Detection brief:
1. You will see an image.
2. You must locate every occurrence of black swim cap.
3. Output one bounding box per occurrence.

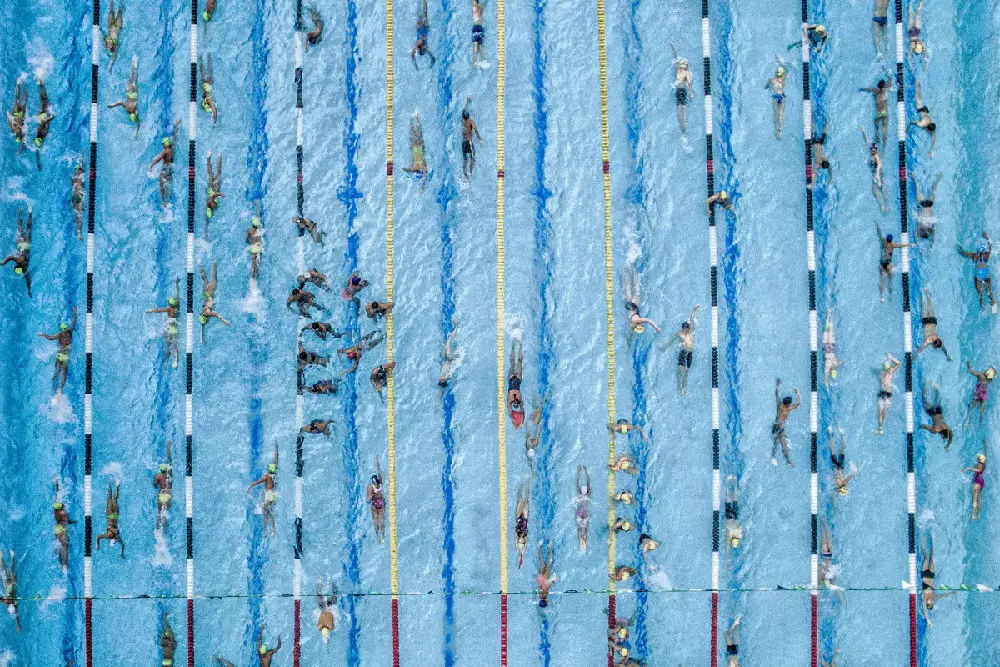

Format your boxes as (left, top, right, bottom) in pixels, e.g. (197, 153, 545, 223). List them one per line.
(877, 80, 886, 88)
(782, 396, 792, 405)
(462, 110, 470, 119)
(927, 123, 936, 131)
(821, 160, 830, 169)
(681, 322, 690, 329)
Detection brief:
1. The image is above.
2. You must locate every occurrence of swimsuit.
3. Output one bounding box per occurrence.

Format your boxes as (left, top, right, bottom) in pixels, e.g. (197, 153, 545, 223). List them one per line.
(166, 318, 178, 336)
(771, 422, 784, 436)
(371, 492, 385, 510)
(975, 265, 990, 281)
(920, 200, 933, 208)
(879, 390, 892, 400)
(675, 86, 687, 105)
(727, 644, 738, 656)
(974, 382, 989, 402)
(922, 317, 937, 325)
(472, 23, 484, 44)
(417, 24, 429, 39)
(908, 27, 920, 37)
(873, 15, 887, 24)
(920, 569, 933, 589)
(877, 110, 888, 120)
(917, 106, 929, 114)
(158, 492, 171, 504)
(973, 472, 985, 488)
(830, 454, 845, 469)
(678, 349, 693, 368)
(462, 139, 473, 156)
(772, 93, 785, 104)
(926, 406, 942, 416)
(516, 515, 528, 537)
(508, 375, 521, 392)
(724, 502, 738, 520)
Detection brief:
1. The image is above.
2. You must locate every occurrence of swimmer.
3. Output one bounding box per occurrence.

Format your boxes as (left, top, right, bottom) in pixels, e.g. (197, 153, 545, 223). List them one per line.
(342, 271, 369, 301)
(919, 534, 958, 626)
(804, 23, 828, 52)
(771, 378, 800, 466)
(664, 304, 699, 394)
(608, 623, 628, 662)
(872, 0, 889, 59)
(146, 280, 182, 368)
(161, 613, 176, 666)
(439, 325, 459, 387)
(471, 0, 485, 66)
(908, 0, 928, 70)
(95, 480, 126, 557)
(337, 330, 385, 375)
(305, 7, 324, 50)
(411, 0, 436, 68)
(201, 0, 216, 22)
(966, 362, 996, 425)
(304, 321, 344, 341)
(724, 475, 742, 549)
(461, 97, 482, 179)
(725, 616, 740, 667)
(151, 120, 181, 208)
(199, 53, 218, 123)
(623, 265, 661, 335)
(316, 578, 338, 642)
(246, 200, 263, 280)
(247, 448, 279, 538)
(919, 382, 953, 449)
(910, 170, 942, 241)
(612, 565, 637, 582)
(107, 56, 140, 136)
(368, 456, 386, 543)
(200, 261, 231, 341)
(301, 419, 335, 436)
(706, 190, 734, 215)
(0, 550, 19, 631)
(38, 307, 77, 394)
(403, 112, 429, 191)
(525, 420, 541, 477)
(6, 77, 27, 147)
(507, 340, 525, 427)
(71, 161, 86, 239)
(863, 128, 889, 214)
(828, 426, 856, 496)
(909, 81, 937, 158)
(608, 418, 648, 442)
(876, 354, 901, 435)
(2, 205, 33, 297)
(915, 290, 951, 359)
(821, 649, 841, 667)
(612, 517, 635, 534)
(957, 233, 998, 313)
(818, 520, 839, 595)
(574, 465, 591, 552)
(293, 216, 324, 244)
(366, 300, 393, 320)
(287, 288, 326, 318)
(859, 80, 891, 147)
(766, 58, 787, 139)
(370, 362, 395, 399)
(876, 223, 907, 301)
(103, 0, 124, 72)
(822, 311, 844, 386)
(304, 379, 340, 395)
(52, 482, 74, 570)
(962, 442, 987, 520)
(608, 455, 639, 475)
(514, 482, 529, 567)
(639, 533, 659, 569)
(670, 45, 695, 132)
(614, 489, 635, 505)
(204, 150, 224, 236)
(256, 626, 281, 666)
(214, 658, 235, 667)
(536, 540, 556, 608)
(298, 268, 330, 291)
(33, 79, 55, 168)
(808, 124, 832, 189)
(153, 440, 172, 529)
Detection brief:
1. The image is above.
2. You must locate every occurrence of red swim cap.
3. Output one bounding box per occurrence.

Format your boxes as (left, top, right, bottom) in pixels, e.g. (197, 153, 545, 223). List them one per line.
(512, 410, 524, 428)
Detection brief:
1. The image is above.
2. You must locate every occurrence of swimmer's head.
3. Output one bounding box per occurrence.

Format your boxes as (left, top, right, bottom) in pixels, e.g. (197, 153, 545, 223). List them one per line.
(870, 143, 878, 153)
(371, 475, 381, 486)
(621, 521, 633, 531)
(438, 378, 449, 388)
(462, 109, 470, 120)
(927, 123, 936, 132)
(162, 137, 173, 147)
(821, 160, 830, 169)
(527, 448, 535, 459)
(268, 463, 277, 473)
(782, 396, 792, 406)
(160, 463, 168, 472)
(251, 216, 262, 228)
(776, 66, 785, 77)
(74, 163, 84, 173)
(830, 368, 839, 380)
(13, 267, 23, 275)
(633, 324, 645, 334)
(987, 367, 997, 380)
(259, 644, 269, 655)
(199, 315, 208, 324)
(322, 627, 331, 642)
(815, 24, 826, 34)
(886, 234, 893, 242)
(877, 79, 887, 89)
(53, 502, 63, 510)
(202, 10, 211, 20)
(883, 360, 892, 371)
(6, 604, 14, 614)
(978, 453, 987, 463)
(678, 58, 688, 68)
(34, 137, 42, 147)
(932, 339, 942, 349)
(129, 112, 137, 122)
(617, 626, 628, 639)
(167, 296, 178, 306)
(719, 190, 729, 200)
(60, 322, 68, 331)
(206, 207, 214, 219)
(681, 322, 690, 329)
(730, 536, 740, 548)
(838, 486, 848, 496)
(538, 598, 548, 608)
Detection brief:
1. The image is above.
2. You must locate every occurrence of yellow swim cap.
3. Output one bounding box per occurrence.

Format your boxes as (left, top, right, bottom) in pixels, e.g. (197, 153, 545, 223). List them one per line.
(978, 454, 987, 463)
(838, 486, 848, 496)
(986, 368, 997, 379)
(633, 324, 645, 334)
(830, 369, 839, 380)
(730, 537, 739, 548)
(321, 627, 330, 640)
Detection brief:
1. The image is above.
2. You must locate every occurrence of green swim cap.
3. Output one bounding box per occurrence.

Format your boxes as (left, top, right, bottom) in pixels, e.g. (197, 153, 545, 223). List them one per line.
(60, 322, 68, 331)
(129, 113, 137, 122)
(162, 137, 172, 147)
(34, 137, 42, 147)
(167, 296, 178, 306)
(830, 369, 838, 380)
(259, 644, 268, 655)
(160, 463, 168, 472)
(206, 208, 214, 219)
(74, 163, 84, 172)
(202, 10, 210, 20)
(268, 463, 277, 473)
(53, 502, 63, 510)
(251, 216, 261, 228)
(14, 267, 23, 275)
(199, 315, 208, 324)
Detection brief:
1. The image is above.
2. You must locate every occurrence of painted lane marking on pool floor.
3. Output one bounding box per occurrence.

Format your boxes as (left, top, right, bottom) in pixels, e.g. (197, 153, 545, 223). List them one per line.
(185, 0, 198, 660)
(292, 3, 305, 661)
(892, 1, 918, 663)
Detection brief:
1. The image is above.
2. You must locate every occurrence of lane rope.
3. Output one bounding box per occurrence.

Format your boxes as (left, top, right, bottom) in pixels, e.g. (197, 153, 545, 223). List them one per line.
(292, 2, 305, 662)
(495, 0, 508, 660)
(185, 0, 198, 661)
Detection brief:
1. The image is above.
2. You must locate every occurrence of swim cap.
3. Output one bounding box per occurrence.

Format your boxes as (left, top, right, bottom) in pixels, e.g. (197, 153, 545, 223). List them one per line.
(162, 137, 172, 146)
(199, 315, 208, 324)
(883, 360, 892, 370)
(160, 463, 168, 472)
(268, 463, 277, 473)
(927, 123, 936, 132)
(512, 410, 525, 427)
(619, 647, 629, 658)
(202, 10, 210, 20)
(53, 502, 63, 510)
(776, 66, 785, 77)
(322, 627, 330, 640)
(538, 598, 548, 608)
(74, 163, 84, 172)
(371, 475, 380, 485)
(617, 626, 627, 639)
(838, 486, 848, 496)
(60, 322, 68, 331)
(462, 110, 470, 120)
(877, 79, 886, 88)
(251, 216, 261, 228)
(633, 324, 645, 334)
(621, 521, 632, 531)
(168, 296, 178, 306)
(914, 42, 924, 53)
(679, 58, 688, 67)
(978, 454, 986, 463)
(782, 396, 792, 406)
(206, 208, 214, 219)
(719, 190, 729, 200)
(34, 137, 42, 147)
(830, 369, 838, 380)
(986, 368, 997, 379)
(730, 537, 739, 548)
(14, 267, 23, 275)
(129, 112, 137, 122)
(815, 24, 826, 33)
(886, 234, 893, 242)
(259, 644, 268, 655)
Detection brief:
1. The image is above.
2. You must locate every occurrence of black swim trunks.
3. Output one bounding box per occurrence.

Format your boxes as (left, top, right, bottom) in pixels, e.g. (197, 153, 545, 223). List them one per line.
(462, 139, 473, 156)
(675, 87, 687, 105)
(508, 375, 521, 392)
(922, 316, 937, 325)
(724, 502, 738, 520)
(678, 349, 693, 368)
(879, 390, 892, 400)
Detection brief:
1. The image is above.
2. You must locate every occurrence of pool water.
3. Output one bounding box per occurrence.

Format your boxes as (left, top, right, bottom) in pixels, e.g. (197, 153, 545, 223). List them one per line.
(1, 0, 998, 665)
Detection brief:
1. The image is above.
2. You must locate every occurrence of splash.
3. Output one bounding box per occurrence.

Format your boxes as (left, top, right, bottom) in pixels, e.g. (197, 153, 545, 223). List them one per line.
(504, 314, 525, 342)
(39, 583, 67, 613)
(0, 648, 13, 667)
(98, 462, 124, 480)
(26, 38, 55, 81)
(151, 527, 173, 568)
(40, 393, 76, 424)
(644, 569, 672, 591)
(241, 279, 265, 318)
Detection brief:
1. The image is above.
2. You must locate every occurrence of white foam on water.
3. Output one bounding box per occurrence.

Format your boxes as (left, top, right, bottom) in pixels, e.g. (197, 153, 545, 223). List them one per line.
(40, 393, 76, 425)
(681, 134, 693, 154)
(242, 280, 265, 318)
(39, 583, 66, 613)
(0, 648, 14, 667)
(644, 569, 672, 590)
(26, 39, 55, 81)
(99, 462, 124, 480)
(504, 314, 525, 343)
(151, 528, 173, 568)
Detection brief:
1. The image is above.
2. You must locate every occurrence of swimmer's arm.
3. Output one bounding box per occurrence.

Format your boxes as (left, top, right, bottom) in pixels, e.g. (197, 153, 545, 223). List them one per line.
(634, 316, 660, 332)
(38, 332, 59, 340)
(792, 388, 801, 409)
(106, 101, 125, 109)
(211, 312, 230, 326)
(689, 305, 700, 327)
(940, 343, 951, 361)
(246, 476, 267, 493)
(146, 307, 171, 314)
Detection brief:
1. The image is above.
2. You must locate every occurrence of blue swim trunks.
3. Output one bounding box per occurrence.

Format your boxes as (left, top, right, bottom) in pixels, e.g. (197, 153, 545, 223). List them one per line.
(472, 23, 484, 44)
(873, 15, 887, 25)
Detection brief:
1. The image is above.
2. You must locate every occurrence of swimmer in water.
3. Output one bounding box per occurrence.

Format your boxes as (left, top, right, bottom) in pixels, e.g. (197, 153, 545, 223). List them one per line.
(809, 124, 832, 189)
(151, 121, 181, 208)
(471, 0, 485, 66)
(771, 378, 801, 466)
(256, 626, 281, 666)
(965, 362, 996, 426)
(706, 190, 734, 215)
(71, 161, 86, 239)
(864, 127, 889, 214)
(342, 271, 369, 301)
(298, 341, 330, 371)
(304, 321, 343, 341)
(246, 201, 263, 280)
(910, 170, 942, 241)
(201, 0, 216, 22)
(33, 79, 55, 168)
(366, 300, 393, 320)
(6, 76, 27, 147)
(507, 340, 525, 428)
(525, 420, 541, 477)
(514, 482, 529, 568)
(204, 151, 224, 237)
(608, 418, 648, 442)
(664, 304, 699, 394)
(305, 7, 324, 50)
(876, 354, 902, 435)
(725, 616, 741, 666)
(574, 465, 591, 551)
(623, 264, 661, 336)
(403, 112, 429, 191)
(337, 330, 385, 375)
(1, 549, 20, 632)
(304, 379, 340, 395)
(103, 0, 124, 73)
(153, 440, 172, 529)
(38, 307, 77, 394)
(766, 58, 787, 139)
(860, 79, 891, 146)
(247, 447, 279, 538)
(2, 205, 33, 297)
(962, 442, 987, 521)
(214, 657, 235, 666)
(876, 223, 908, 301)
(828, 426, 856, 496)
(908, 0, 928, 70)
(298, 268, 330, 291)
(301, 419, 335, 436)
(199, 53, 218, 123)
(146, 280, 182, 369)
(368, 456, 386, 543)
(461, 97, 482, 179)
(670, 45, 695, 132)
(919, 382, 953, 450)
(872, 0, 889, 60)
(615, 489, 635, 505)
(316, 577, 338, 642)
(639, 533, 659, 569)
(818, 520, 840, 595)
(52, 481, 74, 570)
(820, 649, 840, 667)
(915, 290, 951, 359)
(287, 287, 326, 318)
(160, 613, 176, 666)
(411, 0, 436, 68)
(608, 455, 639, 475)
(612, 565, 637, 582)
(107, 56, 140, 136)
(919, 534, 957, 626)
(200, 261, 230, 341)
(439, 325, 459, 387)
(724, 475, 742, 549)
(293, 215, 324, 244)
(804, 23, 828, 52)
(536, 540, 556, 608)
(909, 81, 937, 158)
(370, 362, 395, 399)
(822, 311, 844, 386)
(95, 480, 126, 557)
(957, 232, 998, 313)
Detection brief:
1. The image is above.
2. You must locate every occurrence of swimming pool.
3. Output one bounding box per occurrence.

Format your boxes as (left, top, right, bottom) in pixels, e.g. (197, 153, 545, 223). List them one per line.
(1, 0, 998, 664)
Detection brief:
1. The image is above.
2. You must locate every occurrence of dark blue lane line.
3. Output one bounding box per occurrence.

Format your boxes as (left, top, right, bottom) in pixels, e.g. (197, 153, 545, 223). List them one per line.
(338, 1, 365, 662)
(429, 0, 459, 663)
(530, 0, 555, 663)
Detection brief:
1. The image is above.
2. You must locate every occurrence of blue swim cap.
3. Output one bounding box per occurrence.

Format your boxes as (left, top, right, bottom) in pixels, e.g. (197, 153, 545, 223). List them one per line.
(886, 234, 893, 242)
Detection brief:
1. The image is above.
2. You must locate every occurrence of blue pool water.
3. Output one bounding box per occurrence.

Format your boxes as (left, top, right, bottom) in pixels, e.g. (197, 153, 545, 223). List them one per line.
(1, 0, 999, 665)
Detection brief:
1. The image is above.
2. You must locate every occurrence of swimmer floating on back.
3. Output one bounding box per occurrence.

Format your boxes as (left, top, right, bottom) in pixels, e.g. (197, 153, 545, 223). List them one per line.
(919, 382, 953, 449)
(670, 45, 695, 132)
(411, 0, 436, 69)
(876, 353, 901, 435)
(95, 480, 125, 558)
(771, 378, 800, 466)
(2, 205, 33, 297)
(822, 311, 844, 386)
(962, 442, 987, 521)
(107, 56, 140, 136)
(368, 456, 386, 543)
(146, 279, 181, 369)
(38, 307, 77, 395)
